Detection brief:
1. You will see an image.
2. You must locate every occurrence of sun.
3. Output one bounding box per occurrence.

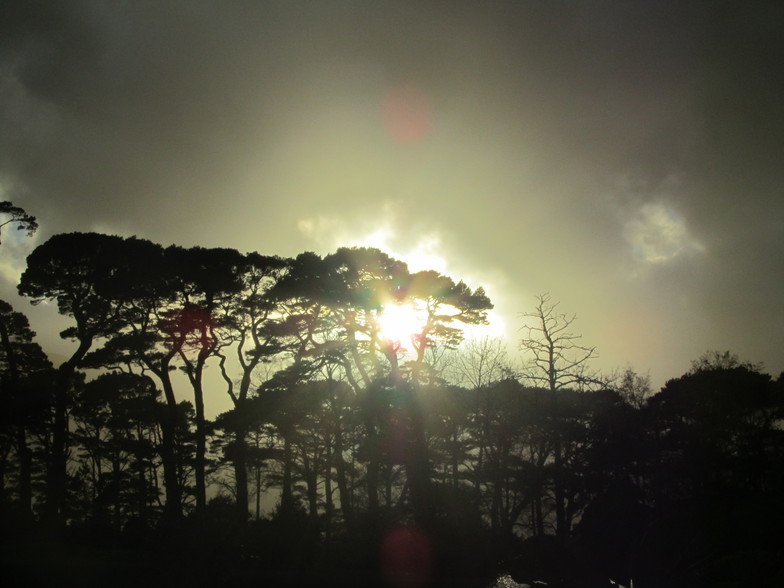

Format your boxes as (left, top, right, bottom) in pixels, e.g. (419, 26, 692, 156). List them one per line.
(377, 302, 425, 348)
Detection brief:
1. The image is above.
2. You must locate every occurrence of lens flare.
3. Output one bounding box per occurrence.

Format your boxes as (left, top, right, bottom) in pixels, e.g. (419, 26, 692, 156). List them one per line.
(382, 84, 432, 143)
(381, 525, 433, 588)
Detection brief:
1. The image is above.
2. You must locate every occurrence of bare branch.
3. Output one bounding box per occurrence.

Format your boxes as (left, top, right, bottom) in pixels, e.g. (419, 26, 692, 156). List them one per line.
(447, 335, 514, 388)
(519, 293, 601, 392)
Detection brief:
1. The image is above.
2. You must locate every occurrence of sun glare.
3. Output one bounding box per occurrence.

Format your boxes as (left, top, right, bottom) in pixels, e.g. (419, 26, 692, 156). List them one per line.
(377, 302, 425, 348)
(298, 213, 507, 344)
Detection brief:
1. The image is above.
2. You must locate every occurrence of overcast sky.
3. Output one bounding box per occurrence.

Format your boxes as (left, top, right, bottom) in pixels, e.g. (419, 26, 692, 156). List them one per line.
(2, 0, 783, 393)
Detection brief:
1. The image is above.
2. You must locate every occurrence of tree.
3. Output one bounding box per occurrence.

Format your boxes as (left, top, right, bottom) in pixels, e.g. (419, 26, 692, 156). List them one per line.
(382, 268, 492, 525)
(519, 293, 600, 393)
(70, 372, 161, 529)
(268, 248, 408, 520)
(81, 237, 241, 521)
(0, 201, 37, 245)
(688, 349, 762, 374)
(266, 247, 492, 529)
(447, 336, 513, 390)
(164, 245, 248, 513)
(211, 252, 288, 523)
(444, 336, 516, 509)
(403, 270, 493, 385)
(471, 380, 553, 539)
(519, 293, 601, 542)
(0, 299, 53, 518)
(613, 366, 653, 409)
(18, 233, 131, 523)
(80, 241, 285, 522)
(639, 357, 784, 585)
(648, 356, 781, 499)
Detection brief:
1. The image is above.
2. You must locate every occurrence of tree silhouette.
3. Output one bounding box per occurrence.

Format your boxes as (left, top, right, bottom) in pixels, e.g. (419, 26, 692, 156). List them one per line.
(519, 293, 600, 393)
(269, 247, 408, 519)
(18, 233, 131, 524)
(70, 372, 160, 529)
(211, 252, 288, 523)
(0, 299, 53, 519)
(77, 235, 189, 520)
(635, 357, 784, 585)
(11, 229, 784, 587)
(162, 245, 249, 513)
(445, 336, 515, 510)
(613, 366, 654, 409)
(0, 201, 37, 245)
(648, 358, 780, 501)
(251, 246, 495, 550)
(519, 293, 602, 542)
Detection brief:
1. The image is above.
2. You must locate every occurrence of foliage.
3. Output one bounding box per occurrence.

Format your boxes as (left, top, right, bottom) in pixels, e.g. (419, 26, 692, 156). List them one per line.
(0, 201, 37, 244)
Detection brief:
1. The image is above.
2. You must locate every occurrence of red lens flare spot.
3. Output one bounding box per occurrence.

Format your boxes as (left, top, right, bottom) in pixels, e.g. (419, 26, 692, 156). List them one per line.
(381, 524, 433, 588)
(382, 84, 432, 143)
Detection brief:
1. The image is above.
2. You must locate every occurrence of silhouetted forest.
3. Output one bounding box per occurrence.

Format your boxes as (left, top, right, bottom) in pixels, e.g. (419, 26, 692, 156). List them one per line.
(2, 230, 784, 587)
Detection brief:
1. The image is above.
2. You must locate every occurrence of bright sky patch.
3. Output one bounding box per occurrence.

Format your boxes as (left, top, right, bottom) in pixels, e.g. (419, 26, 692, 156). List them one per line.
(624, 202, 704, 264)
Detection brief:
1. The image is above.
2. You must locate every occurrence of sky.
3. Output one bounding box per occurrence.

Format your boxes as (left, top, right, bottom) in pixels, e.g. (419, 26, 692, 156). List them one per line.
(1, 0, 783, 397)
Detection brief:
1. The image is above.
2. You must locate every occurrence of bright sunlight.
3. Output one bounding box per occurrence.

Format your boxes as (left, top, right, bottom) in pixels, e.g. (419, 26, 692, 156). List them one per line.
(298, 209, 508, 343)
(376, 302, 426, 349)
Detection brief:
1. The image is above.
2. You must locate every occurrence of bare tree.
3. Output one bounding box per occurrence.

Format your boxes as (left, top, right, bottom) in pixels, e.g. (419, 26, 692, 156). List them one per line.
(519, 293, 601, 393)
(518, 293, 601, 542)
(448, 336, 514, 389)
(444, 336, 517, 516)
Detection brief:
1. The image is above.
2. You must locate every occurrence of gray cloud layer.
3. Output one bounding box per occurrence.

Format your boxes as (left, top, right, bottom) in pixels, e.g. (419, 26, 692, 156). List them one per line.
(2, 0, 783, 386)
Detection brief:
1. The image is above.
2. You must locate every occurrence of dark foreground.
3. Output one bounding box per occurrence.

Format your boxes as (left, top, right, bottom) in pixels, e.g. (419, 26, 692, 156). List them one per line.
(3, 513, 784, 588)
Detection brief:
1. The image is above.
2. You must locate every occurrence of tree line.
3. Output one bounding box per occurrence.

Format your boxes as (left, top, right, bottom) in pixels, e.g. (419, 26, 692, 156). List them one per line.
(1, 219, 783, 586)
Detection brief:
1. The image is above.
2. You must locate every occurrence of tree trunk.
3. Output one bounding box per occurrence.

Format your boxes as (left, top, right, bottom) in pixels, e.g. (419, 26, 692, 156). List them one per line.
(186, 342, 210, 514)
(15, 422, 32, 518)
(179, 320, 212, 515)
(281, 433, 294, 514)
(0, 315, 33, 518)
(136, 437, 147, 521)
(364, 426, 380, 517)
(333, 429, 354, 531)
(233, 430, 249, 524)
(451, 430, 459, 491)
(406, 385, 433, 528)
(535, 492, 545, 537)
(554, 439, 567, 542)
(324, 437, 333, 542)
(113, 453, 122, 530)
(490, 445, 507, 533)
(193, 378, 207, 513)
(306, 466, 319, 521)
(44, 352, 86, 526)
(157, 366, 182, 521)
(45, 375, 68, 525)
(255, 462, 262, 520)
(357, 386, 380, 518)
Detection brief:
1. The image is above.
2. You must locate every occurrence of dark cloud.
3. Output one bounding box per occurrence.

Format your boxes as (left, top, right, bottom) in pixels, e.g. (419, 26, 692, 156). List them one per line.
(1, 0, 783, 386)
